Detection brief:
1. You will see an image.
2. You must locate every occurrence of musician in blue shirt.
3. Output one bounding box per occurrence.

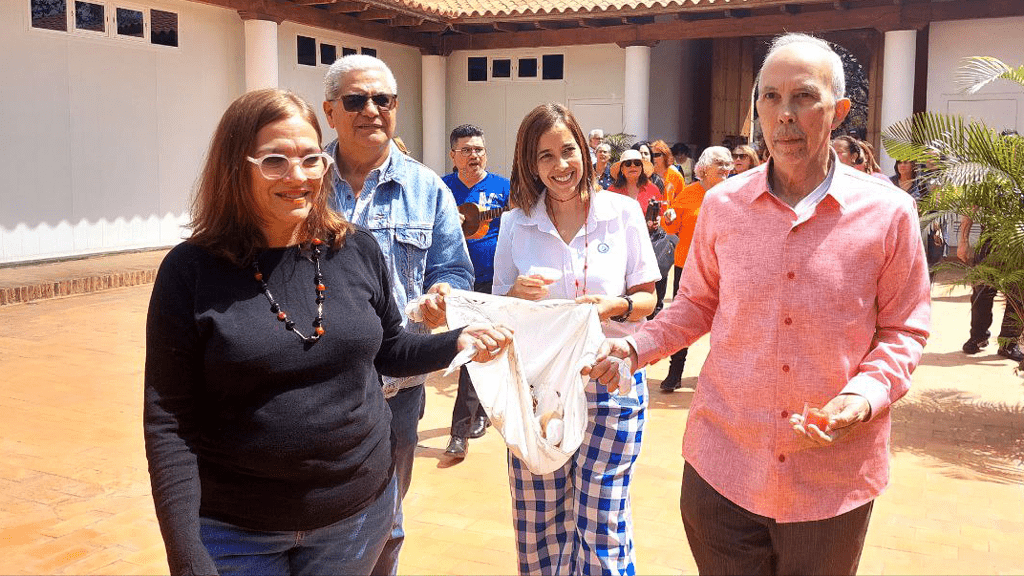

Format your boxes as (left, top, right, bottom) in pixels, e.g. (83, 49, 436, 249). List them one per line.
(441, 124, 511, 459)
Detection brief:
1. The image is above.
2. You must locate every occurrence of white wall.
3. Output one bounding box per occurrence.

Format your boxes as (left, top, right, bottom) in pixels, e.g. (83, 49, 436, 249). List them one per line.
(445, 45, 627, 178)
(277, 22, 423, 157)
(0, 0, 243, 264)
(927, 16, 1024, 133)
(649, 39, 698, 146)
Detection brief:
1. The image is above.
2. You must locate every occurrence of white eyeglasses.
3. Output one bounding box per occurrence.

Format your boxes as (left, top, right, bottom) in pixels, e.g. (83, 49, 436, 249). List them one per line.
(246, 153, 334, 180)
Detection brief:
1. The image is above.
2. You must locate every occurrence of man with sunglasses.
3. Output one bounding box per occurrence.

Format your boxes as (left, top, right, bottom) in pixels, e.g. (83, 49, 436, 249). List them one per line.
(322, 54, 474, 576)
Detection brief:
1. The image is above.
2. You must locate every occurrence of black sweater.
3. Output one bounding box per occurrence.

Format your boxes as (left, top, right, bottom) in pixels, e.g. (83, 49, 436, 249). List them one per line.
(144, 230, 461, 576)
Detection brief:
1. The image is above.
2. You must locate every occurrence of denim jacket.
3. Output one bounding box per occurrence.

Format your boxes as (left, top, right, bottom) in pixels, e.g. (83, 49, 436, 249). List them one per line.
(325, 140, 474, 394)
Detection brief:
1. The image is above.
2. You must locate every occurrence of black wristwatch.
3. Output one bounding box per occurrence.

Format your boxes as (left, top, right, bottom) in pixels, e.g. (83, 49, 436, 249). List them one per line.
(610, 295, 634, 323)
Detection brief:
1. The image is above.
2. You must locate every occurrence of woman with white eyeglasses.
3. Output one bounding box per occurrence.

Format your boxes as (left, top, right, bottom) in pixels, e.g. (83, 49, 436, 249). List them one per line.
(144, 88, 510, 576)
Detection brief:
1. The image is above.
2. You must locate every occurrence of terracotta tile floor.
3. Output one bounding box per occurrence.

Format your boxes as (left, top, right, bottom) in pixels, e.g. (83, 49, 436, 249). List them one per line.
(1, 277, 1023, 574)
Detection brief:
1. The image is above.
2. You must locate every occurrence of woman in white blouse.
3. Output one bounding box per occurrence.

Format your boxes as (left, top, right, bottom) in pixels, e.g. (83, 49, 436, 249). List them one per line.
(492, 103, 660, 576)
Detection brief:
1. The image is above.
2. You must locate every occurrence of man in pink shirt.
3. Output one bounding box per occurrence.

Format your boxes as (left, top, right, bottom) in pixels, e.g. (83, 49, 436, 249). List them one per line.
(586, 33, 930, 574)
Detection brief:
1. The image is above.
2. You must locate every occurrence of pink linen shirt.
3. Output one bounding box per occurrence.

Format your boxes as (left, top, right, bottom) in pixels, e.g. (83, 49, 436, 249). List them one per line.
(631, 161, 931, 522)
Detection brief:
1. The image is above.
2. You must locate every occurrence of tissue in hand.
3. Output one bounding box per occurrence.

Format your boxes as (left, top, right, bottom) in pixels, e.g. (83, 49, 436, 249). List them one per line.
(526, 266, 563, 282)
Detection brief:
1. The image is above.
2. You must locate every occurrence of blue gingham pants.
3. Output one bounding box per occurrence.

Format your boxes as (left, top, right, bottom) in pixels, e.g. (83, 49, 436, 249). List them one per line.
(508, 370, 647, 576)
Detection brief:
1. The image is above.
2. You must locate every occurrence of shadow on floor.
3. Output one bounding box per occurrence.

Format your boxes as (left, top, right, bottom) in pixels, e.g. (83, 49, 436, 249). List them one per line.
(919, 349, 1020, 368)
(647, 377, 696, 410)
(891, 388, 1024, 483)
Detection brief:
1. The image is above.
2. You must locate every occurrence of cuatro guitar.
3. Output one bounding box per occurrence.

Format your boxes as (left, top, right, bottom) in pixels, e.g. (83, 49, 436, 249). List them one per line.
(458, 203, 508, 240)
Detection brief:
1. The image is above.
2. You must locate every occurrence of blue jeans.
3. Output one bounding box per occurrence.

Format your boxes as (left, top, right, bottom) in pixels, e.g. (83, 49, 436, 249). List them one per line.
(200, 475, 397, 576)
(371, 384, 425, 575)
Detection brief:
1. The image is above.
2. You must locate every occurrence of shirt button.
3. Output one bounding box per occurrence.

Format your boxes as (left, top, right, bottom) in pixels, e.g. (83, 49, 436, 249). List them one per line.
(778, 454, 786, 463)
(787, 271, 795, 279)
(782, 364, 790, 373)
(784, 317, 793, 325)
(781, 410, 789, 418)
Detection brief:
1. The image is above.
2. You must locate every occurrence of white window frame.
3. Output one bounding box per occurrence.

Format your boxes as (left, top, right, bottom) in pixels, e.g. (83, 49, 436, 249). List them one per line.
(28, 0, 179, 50)
(540, 52, 566, 81)
(464, 55, 489, 83)
(71, 0, 107, 37)
(28, 0, 71, 35)
(514, 55, 540, 82)
(319, 41, 337, 67)
(490, 57, 513, 83)
(112, 2, 148, 43)
(294, 34, 318, 67)
(148, 6, 179, 49)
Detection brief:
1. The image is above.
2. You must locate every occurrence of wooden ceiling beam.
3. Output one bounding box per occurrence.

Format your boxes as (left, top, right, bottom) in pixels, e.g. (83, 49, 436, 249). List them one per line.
(357, 8, 393, 20)
(413, 21, 448, 33)
(190, 0, 432, 49)
(443, 3, 902, 52)
(324, 1, 369, 13)
(390, 15, 424, 26)
(491, 22, 519, 32)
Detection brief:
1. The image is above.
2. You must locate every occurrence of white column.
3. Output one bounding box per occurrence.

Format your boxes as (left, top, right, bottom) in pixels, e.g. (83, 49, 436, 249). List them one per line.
(421, 54, 448, 174)
(242, 17, 279, 92)
(879, 29, 917, 174)
(623, 45, 651, 140)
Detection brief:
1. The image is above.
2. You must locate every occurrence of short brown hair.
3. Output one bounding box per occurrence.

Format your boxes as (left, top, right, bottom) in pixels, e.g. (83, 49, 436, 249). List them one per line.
(509, 103, 595, 216)
(188, 89, 352, 266)
(650, 140, 675, 168)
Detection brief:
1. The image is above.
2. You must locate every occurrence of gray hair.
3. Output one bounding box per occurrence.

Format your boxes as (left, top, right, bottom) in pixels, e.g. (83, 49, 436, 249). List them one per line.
(758, 33, 845, 100)
(694, 146, 732, 180)
(324, 54, 398, 101)
(589, 129, 604, 140)
(596, 142, 612, 154)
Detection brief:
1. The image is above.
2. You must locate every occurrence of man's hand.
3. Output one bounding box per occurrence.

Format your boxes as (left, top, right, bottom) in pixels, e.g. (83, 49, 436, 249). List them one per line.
(789, 393, 870, 446)
(663, 208, 677, 224)
(582, 338, 638, 392)
(422, 283, 450, 329)
(457, 323, 514, 363)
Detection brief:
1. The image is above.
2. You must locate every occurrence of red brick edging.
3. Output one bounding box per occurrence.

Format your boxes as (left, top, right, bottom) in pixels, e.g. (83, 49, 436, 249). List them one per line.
(0, 269, 159, 306)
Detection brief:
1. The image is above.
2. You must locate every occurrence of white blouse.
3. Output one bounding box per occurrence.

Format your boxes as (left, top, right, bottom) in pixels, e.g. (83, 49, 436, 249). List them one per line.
(492, 190, 661, 338)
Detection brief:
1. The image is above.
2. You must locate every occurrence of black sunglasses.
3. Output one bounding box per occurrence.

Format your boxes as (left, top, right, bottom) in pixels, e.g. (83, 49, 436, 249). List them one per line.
(622, 159, 643, 167)
(338, 93, 397, 112)
(652, 152, 664, 158)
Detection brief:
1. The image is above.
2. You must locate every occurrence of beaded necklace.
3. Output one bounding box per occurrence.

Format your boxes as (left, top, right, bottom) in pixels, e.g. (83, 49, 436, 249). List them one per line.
(252, 238, 326, 344)
(547, 195, 589, 297)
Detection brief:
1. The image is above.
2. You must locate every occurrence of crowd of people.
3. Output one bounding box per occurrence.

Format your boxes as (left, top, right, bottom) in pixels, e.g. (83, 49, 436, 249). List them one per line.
(141, 29, 1014, 576)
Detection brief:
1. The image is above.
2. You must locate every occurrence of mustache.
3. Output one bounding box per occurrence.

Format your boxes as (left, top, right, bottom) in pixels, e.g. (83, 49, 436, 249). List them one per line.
(772, 129, 805, 140)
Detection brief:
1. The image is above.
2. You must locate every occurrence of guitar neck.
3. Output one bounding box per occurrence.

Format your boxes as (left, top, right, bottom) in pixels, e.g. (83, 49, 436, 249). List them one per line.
(479, 207, 506, 221)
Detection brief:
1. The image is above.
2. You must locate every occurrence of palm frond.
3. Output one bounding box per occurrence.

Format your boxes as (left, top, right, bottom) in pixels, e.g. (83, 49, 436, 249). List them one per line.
(956, 57, 1024, 94)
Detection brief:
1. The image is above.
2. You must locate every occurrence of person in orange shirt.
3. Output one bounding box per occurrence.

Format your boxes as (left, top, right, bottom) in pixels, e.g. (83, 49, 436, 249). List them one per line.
(658, 145, 734, 392)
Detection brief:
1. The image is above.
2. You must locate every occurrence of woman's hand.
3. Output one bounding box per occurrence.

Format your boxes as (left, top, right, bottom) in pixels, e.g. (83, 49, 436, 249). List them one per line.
(457, 323, 514, 363)
(575, 294, 628, 321)
(508, 274, 554, 301)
